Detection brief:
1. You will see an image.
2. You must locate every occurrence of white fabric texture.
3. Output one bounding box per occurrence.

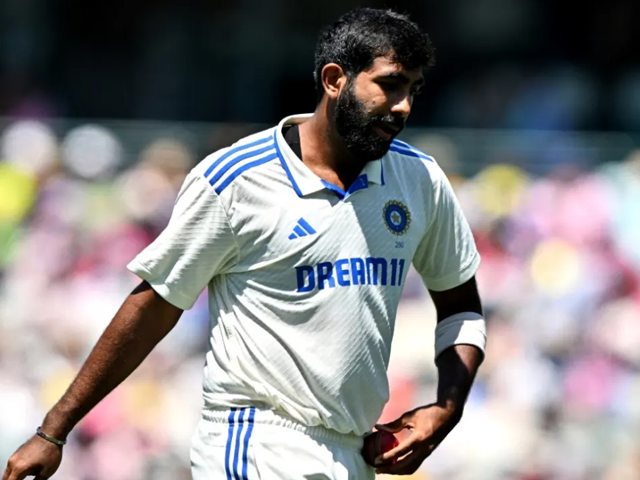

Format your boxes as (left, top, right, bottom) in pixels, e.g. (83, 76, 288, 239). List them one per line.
(128, 113, 481, 436)
(190, 407, 374, 480)
(127, 174, 238, 310)
(411, 164, 481, 291)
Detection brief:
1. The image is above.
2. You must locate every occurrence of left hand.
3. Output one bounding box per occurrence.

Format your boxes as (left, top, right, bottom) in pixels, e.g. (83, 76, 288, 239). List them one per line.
(373, 403, 462, 475)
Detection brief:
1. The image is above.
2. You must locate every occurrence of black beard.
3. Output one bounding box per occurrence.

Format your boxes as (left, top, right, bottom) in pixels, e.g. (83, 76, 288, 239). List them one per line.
(334, 82, 404, 162)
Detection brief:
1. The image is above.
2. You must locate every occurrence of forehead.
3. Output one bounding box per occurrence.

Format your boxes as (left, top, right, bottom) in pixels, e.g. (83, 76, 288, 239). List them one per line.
(360, 56, 424, 83)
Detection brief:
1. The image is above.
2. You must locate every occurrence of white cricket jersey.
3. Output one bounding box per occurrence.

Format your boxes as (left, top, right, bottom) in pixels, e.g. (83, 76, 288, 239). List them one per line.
(127, 113, 480, 436)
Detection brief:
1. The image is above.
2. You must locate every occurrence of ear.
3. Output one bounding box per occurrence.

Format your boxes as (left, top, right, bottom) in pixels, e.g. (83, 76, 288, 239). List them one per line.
(321, 63, 348, 100)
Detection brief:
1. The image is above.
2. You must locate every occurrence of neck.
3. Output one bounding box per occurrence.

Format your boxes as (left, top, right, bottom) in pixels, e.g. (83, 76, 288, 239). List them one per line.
(298, 106, 368, 191)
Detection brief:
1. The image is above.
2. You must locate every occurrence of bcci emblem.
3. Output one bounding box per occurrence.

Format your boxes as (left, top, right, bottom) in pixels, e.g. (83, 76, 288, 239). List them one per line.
(383, 200, 411, 235)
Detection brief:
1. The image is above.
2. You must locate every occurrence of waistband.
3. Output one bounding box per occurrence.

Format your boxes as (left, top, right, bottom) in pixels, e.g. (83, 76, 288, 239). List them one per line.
(201, 406, 364, 450)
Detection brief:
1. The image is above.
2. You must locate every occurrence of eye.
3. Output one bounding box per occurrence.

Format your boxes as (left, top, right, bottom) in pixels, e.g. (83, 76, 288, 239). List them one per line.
(377, 79, 401, 91)
(411, 89, 423, 97)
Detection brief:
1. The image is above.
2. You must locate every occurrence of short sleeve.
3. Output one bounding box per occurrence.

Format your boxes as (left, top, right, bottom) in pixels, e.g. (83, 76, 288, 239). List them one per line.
(412, 169, 480, 292)
(127, 173, 239, 310)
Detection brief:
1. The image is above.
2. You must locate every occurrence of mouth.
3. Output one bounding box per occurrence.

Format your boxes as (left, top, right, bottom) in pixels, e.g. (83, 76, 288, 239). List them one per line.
(373, 123, 402, 140)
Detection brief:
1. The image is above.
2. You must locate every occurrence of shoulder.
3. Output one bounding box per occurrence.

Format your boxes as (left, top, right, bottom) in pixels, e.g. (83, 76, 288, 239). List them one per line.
(388, 139, 437, 164)
(191, 127, 280, 195)
(385, 138, 447, 185)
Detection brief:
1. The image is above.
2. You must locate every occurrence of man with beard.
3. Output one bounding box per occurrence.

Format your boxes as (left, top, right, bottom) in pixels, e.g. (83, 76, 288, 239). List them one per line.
(3, 8, 486, 480)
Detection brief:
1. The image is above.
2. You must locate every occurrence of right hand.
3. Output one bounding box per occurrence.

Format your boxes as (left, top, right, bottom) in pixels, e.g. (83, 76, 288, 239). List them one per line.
(3, 435, 63, 480)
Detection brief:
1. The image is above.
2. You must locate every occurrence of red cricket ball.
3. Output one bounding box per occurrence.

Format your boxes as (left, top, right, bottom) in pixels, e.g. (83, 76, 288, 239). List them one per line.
(361, 430, 399, 467)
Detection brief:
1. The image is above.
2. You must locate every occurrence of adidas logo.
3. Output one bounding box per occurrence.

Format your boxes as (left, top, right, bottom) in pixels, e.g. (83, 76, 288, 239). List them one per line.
(288, 218, 316, 240)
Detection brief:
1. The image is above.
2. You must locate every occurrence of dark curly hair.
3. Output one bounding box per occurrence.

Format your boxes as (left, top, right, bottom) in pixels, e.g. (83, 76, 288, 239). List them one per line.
(313, 8, 435, 102)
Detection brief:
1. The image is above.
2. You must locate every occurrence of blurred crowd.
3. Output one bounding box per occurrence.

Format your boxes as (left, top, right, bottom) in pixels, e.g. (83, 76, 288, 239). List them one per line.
(1, 119, 640, 480)
(2, 0, 640, 130)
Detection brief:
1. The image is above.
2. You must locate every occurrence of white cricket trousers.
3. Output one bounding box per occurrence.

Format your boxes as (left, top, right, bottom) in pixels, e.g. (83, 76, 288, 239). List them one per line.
(190, 406, 375, 480)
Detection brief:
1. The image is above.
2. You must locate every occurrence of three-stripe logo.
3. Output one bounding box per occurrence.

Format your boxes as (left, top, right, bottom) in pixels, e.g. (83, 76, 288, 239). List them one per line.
(204, 134, 278, 195)
(224, 407, 256, 480)
(288, 218, 316, 240)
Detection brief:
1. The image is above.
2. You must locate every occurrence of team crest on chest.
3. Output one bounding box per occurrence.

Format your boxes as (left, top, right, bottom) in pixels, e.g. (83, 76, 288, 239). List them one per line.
(383, 200, 411, 235)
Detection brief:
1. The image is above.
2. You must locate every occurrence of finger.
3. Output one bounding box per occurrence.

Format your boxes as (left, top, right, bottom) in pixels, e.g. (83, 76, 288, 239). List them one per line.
(376, 447, 430, 475)
(374, 431, 421, 465)
(375, 414, 412, 434)
(7, 463, 37, 480)
(7, 469, 25, 480)
(4, 464, 20, 480)
(5, 466, 21, 480)
(374, 421, 403, 433)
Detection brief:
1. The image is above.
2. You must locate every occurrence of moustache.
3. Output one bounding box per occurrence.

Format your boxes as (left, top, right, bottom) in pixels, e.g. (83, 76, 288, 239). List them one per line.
(370, 115, 405, 130)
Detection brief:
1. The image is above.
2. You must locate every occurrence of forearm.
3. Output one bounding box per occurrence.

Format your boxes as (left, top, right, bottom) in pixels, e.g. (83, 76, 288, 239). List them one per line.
(41, 283, 181, 439)
(435, 344, 483, 415)
(428, 277, 484, 415)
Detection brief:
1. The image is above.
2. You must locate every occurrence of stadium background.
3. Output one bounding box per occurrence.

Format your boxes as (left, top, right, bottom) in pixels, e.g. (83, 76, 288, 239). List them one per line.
(1, 1, 640, 479)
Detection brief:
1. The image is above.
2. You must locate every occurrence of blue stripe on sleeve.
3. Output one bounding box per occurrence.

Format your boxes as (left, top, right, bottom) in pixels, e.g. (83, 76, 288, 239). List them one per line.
(204, 136, 273, 178)
(214, 153, 278, 194)
(391, 139, 412, 149)
(208, 144, 275, 186)
(389, 145, 434, 162)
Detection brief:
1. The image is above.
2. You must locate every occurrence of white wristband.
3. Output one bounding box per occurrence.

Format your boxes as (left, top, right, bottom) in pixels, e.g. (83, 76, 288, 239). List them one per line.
(434, 312, 486, 360)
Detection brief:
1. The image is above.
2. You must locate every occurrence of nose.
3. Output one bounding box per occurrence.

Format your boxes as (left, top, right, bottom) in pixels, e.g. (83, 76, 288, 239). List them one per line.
(391, 95, 412, 119)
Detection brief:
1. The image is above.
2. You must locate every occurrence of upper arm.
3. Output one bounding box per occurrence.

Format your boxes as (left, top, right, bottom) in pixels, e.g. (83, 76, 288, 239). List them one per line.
(127, 173, 239, 310)
(429, 276, 482, 322)
(128, 280, 184, 328)
(412, 165, 480, 293)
